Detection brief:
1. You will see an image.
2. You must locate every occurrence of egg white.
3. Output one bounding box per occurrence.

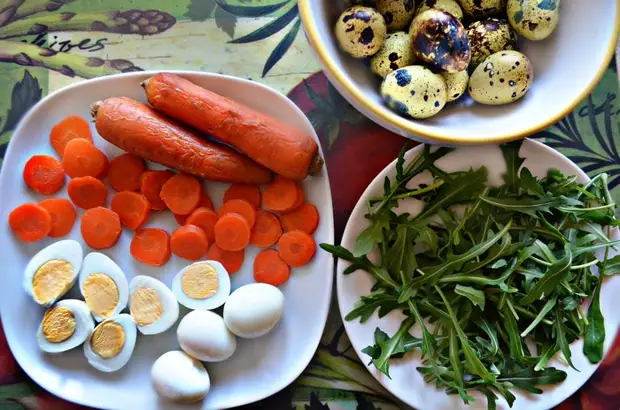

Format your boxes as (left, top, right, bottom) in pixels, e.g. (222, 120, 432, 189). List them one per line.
(171, 261, 231, 311)
(36, 299, 94, 354)
(177, 310, 236, 362)
(223, 283, 284, 339)
(129, 276, 179, 335)
(79, 252, 129, 322)
(83, 313, 137, 372)
(151, 350, 210, 403)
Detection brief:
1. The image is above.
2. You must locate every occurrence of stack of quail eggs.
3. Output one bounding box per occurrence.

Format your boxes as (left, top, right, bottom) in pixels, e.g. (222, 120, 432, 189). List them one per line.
(335, 0, 560, 119)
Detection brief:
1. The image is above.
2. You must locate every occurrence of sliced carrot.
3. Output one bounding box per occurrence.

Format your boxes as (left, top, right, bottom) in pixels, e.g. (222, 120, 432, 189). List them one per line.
(214, 213, 250, 251)
(140, 170, 174, 211)
(250, 210, 282, 248)
(280, 202, 320, 234)
(62, 138, 109, 178)
(253, 249, 290, 286)
(49, 115, 93, 158)
(205, 244, 244, 274)
(262, 176, 299, 212)
(39, 198, 77, 238)
(171, 224, 209, 261)
(23, 155, 65, 195)
(186, 207, 218, 243)
(199, 189, 214, 210)
(8, 203, 52, 243)
(130, 228, 171, 267)
(67, 176, 108, 209)
(278, 230, 316, 267)
(80, 207, 122, 250)
(159, 173, 201, 215)
(110, 191, 151, 230)
(224, 184, 261, 208)
(108, 153, 146, 192)
(280, 183, 305, 214)
(218, 199, 257, 228)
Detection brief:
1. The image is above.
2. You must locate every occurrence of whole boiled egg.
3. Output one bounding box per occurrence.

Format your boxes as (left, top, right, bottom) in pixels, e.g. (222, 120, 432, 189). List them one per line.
(79, 252, 128, 322)
(83, 313, 137, 372)
(177, 310, 236, 362)
(171, 261, 230, 310)
(223, 283, 284, 339)
(151, 350, 210, 403)
(23, 240, 83, 307)
(129, 276, 178, 335)
(37, 299, 94, 354)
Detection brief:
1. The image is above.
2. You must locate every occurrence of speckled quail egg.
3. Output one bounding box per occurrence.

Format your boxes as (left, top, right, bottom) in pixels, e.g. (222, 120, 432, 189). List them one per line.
(79, 252, 128, 322)
(335, 6, 387, 58)
(177, 310, 237, 362)
(223, 283, 284, 339)
(23, 239, 83, 307)
(172, 260, 231, 311)
(151, 350, 210, 404)
(469, 50, 534, 105)
(376, 0, 416, 31)
(409, 9, 471, 73)
(441, 71, 469, 102)
(457, 0, 506, 17)
(381, 66, 447, 119)
(83, 313, 137, 372)
(129, 275, 179, 335)
(467, 18, 518, 69)
(507, 0, 560, 41)
(36, 299, 94, 354)
(370, 32, 416, 78)
(416, 0, 464, 20)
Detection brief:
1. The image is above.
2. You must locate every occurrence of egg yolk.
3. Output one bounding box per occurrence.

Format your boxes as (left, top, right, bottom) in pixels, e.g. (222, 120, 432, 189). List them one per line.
(83, 274, 119, 318)
(42, 306, 76, 343)
(32, 260, 74, 305)
(130, 288, 163, 327)
(181, 262, 219, 300)
(91, 321, 125, 359)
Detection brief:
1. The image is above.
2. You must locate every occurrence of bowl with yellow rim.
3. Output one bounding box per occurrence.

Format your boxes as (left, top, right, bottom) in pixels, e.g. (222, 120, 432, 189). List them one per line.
(298, 0, 620, 145)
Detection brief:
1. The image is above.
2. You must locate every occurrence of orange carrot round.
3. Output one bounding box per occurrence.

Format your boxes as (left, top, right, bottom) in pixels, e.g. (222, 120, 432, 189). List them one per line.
(278, 230, 316, 267)
(253, 249, 290, 286)
(218, 199, 257, 228)
(159, 173, 201, 215)
(39, 198, 77, 238)
(280, 183, 305, 214)
(171, 224, 209, 261)
(49, 115, 93, 158)
(67, 176, 108, 209)
(108, 153, 146, 192)
(81, 207, 122, 250)
(186, 207, 218, 243)
(140, 170, 175, 211)
(280, 202, 320, 234)
(23, 155, 65, 195)
(214, 213, 250, 251)
(130, 228, 171, 266)
(62, 138, 109, 178)
(250, 210, 282, 248)
(9, 203, 52, 243)
(224, 184, 261, 208)
(110, 191, 151, 230)
(262, 176, 299, 212)
(205, 244, 244, 274)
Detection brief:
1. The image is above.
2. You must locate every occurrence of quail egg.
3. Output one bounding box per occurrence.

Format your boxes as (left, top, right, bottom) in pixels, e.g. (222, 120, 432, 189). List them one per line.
(370, 32, 416, 78)
(83, 314, 137, 372)
(467, 18, 518, 69)
(177, 310, 237, 362)
(416, 0, 464, 20)
(409, 9, 471, 73)
(151, 350, 211, 404)
(469, 50, 534, 105)
(79, 252, 128, 322)
(172, 260, 231, 311)
(223, 283, 284, 339)
(376, 0, 416, 31)
(457, 0, 506, 17)
(381, 66, 447, 119)
(129, 276, 179, 335)
(23, 239, 83, 307)
(335, 6, 387, 58)
(441, 71, 469, 102)
(507, 0, 560, 41)
(36, 299, 94, 354)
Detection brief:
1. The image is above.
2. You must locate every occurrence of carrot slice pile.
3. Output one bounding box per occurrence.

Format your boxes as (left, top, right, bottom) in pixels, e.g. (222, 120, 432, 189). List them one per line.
(67, 176, 108, 209)
(186, 207, 218, 243)
(206, 244, 244, 274)
(49, 115, 93, 158)
(141, 170, 174, 211)
(39, 198, 77, 238)
(253, 249, 290, 286)
(214, 213, 250, 251)
(171, 224, 209, 261)
(81, 207, 122, 250)
(224, 184, 261, 208)
(218, 199, 257, 228)
(62, 139, 108, 178)
(278, 230, 316, 267)
(262, 176, 298, 212)
(159, 173, 201, 215)
(130, 228, 171, 267)
(108, 153, 146, 192)
(9, 203, 52, 243)
(250, 210, 282, 248)
(280, 203, 320, 234)
(23, 155, 65, 195)
(280, 183, 305, 213)
(110, 191, 151, 230)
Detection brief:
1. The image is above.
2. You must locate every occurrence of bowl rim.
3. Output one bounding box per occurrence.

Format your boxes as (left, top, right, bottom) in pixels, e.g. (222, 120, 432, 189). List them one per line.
(298, 0, 620, 145)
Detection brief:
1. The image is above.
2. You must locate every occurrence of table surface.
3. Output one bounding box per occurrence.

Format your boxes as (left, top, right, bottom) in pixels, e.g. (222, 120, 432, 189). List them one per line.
(0, 1, 618, 409)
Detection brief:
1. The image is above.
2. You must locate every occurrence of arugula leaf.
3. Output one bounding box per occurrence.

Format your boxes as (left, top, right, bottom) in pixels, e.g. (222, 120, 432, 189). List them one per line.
(455, 285, 485, 310)
(521, 296, 557, 337)
(354, 211, 390, 257)
(520, 245, 572, 305)
(448, 327, 465, 390)
(344, 289, 399, 323)
(500, 140, 525, 192)
(583, 279, 605, 363)
(480, 194, 583, 217)
(520, 167, 545, 197)
(371, 317, 415, 377)
(497, 362, 567, 394)
(555, 305, 578, 370)
(600, 254, 620, 276)
(386, 224, 417, 280)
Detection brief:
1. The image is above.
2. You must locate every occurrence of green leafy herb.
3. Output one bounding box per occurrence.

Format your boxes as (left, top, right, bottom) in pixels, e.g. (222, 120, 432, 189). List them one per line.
(455, 285, 486, 309)
(583, 279, 605, 363)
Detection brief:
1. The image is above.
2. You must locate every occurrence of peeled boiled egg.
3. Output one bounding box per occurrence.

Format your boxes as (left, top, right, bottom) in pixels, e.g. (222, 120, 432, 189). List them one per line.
(223, 283, 284, 339)
(23, 240, 83, 307)
(171, 261, 230, 310)
(36, 299, 94, 354)
(79, 252, 128, 322)
(84, 313, 136, 372)
(177, 310, 236, 362)
(151, 350, 210, 403)
(129, 276, 178, 335)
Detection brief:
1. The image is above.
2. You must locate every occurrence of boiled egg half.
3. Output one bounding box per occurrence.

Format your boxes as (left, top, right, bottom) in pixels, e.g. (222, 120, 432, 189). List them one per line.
(177, 310, 236, 362)
(223, 283, 284, 339)
(37, 299, 94, 354)
(151, 350, 210, 403)
(84, 313, 136, 372)
(129, 276, 178, 335)
(79, 252, 128, 322)
(171, 261, 230, 310)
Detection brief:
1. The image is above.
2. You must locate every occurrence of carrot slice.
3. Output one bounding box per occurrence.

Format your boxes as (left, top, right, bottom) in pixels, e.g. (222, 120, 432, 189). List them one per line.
(280, 183, 305, 214)
(141, 170, 174, 211)
(110, 191, 151, 230)
(49, 115, 93, 158)
(278, 230, 316, 267)
(186, 207, 218, 243)
(39, 198, 77, 238)
(250, 210, 282, 248)
(224, 184, 261, 208)
(130, 228, 171, 267)
(262, 176, 298, 212)
(159, 173, 201, 215)
(23, 155, 65, 195)
(171, 224, 209, 261)
(205, 244, 244, 274)
(218, 199, 257, 228)
(214, 213, 250, 251)
(108, 153, 146, 192)
(253, 249, 290, 286)
(8, 203, 52, 243)
(81, 207, 122, 250)
(62, 138, 109, 178)
(67, 176, 108, 209)
(280, 202, 320, 234)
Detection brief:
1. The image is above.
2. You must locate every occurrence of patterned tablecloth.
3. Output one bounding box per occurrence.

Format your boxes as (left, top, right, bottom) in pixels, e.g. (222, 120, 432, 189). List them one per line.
(0, 1, 619, 409)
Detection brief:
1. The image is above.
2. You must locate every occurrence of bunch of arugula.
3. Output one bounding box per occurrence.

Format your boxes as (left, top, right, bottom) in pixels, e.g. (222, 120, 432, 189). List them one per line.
(321, 140, 620, 409)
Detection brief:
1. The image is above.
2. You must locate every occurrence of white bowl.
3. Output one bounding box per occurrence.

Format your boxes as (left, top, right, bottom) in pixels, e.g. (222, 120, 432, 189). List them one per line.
(299, 0, 620, 145)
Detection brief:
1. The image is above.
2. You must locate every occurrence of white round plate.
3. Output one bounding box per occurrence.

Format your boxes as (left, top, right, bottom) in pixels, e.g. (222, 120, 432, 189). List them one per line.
(0, 71, 334, 410)
(337, 140, 620, 410)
